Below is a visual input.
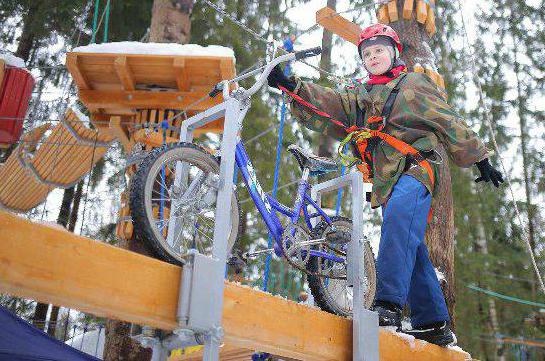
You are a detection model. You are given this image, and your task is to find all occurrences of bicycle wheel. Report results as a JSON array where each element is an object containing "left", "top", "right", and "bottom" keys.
[
  {"left": 307, "top": 216, "right": 376, "bottom": 317},
  {"left": 130, "top": 142, "right": 241, "bottom": 265}
]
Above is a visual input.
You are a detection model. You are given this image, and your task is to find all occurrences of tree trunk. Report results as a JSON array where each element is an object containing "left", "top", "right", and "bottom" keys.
[
  {"left": 149, "top": 0, "right": 194, "bottom": 44},
  {"left": 32, "top": 186, "right": 76, "bottom": 332},
  {"left": 513, "top": 44, "right": 537, "bottom": 299},
  {"left": 14, "top": 5, "right": 38, "bottom": 62},
  {"left": 47, "top": 306, "right": 60, "bottom": 337},
  {"left": 317, "top": 0, "right": 336, "bottom": 160},
  {"left": 32, "top": 303, "right": 49, "bottom": 330},
  {"left": 473, "top": 187, "right": 504, "bottom": 361},
  {"left": 68, "top": 180, "right": 85, "bottom": 232},
  {"left": 105, "top": 2, "right": 195, "bottom": 359},
  {"left": 103, "top": 320, "right": 152, "bottom": 361},
  {"left": 389, "top": 2, "right": 456, "bottom": 326}
]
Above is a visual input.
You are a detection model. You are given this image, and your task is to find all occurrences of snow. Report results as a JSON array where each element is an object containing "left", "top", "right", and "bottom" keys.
[
  {"left": 0, "top": 52, "right": 26, "bottom": 68},
  {"left": 70, "top": 106, "right": 90, "bottom": 123},
  {"left": 73, "top": 42, "right": 235, "bottom": 59},
  {"left": 435, "top": 267, "right": 446, "bottom": 283},
  {"left": 66, "top": 328, "right": 105, "bottom": 359}
]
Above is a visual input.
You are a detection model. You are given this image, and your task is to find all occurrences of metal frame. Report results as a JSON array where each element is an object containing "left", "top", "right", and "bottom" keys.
[
  {"left": 133, "top": 49, "right": 380, "bottom": 360},
  {"left": 311, "top": 172, "right": 379, "bottom": 361}
]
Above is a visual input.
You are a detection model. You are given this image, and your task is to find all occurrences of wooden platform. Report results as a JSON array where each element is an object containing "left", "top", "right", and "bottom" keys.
[
  {"left": 66, "top": 51, "right": 236, "bottom": 135},
  {"left": 0, "top": 210, "right": 472, "bottom": 361},
  {"left": 0, "top": 109, "right": 113, "bottom": 212}
]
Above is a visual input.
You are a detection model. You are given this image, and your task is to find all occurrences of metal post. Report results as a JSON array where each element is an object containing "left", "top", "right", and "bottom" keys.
[
  {"left": 201, "top": 98, "right": 243, "bottom": 360},
  {"left": 310, "top": 172, "right": 379, "bottom": 361}
]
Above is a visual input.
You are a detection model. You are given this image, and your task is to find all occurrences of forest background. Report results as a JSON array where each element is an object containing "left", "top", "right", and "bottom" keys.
[{"left": 1, "top": 0, "right": 545, "bottom": 360}]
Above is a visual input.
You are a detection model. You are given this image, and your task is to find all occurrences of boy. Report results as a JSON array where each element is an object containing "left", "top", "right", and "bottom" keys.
[{"left": 267, "top": 24, "right": 503, "bottom": 346}]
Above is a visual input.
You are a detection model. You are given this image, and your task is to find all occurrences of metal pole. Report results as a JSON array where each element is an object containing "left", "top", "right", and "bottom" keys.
[
  {"left": 201, "top": 99, "right": 246, "bottom": 361},
  {"left": 349, "top": 172, "right": 378, "bottom": 361}
]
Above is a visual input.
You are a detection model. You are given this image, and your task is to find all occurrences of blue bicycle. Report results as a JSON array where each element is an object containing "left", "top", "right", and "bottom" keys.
[{"left": 129, "top": 49, "right": 376, "bottom": 317}]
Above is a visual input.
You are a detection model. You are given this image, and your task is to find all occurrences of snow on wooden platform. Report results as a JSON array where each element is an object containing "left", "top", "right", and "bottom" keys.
[
  {"left": 0, "top": 210, "right": 473, "bottom": 361},
  {"left": 66, "top": 42, "right": 236, "bottom": 135}
]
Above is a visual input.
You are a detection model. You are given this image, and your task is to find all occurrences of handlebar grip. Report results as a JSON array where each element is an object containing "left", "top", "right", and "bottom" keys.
[
  {"left": 294, "top": 46, "right": 322, "bottom": 61},
  {"left": 209, "top": 83, "right": 223, "bottom": 98}
]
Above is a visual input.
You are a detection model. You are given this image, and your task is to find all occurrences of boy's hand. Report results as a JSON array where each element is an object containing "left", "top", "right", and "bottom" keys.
[
  {"left": 475, "top": 158, "right": 504, "bottom": 187},
  {"left": 267, "top": 65, "right": 296, "bottom": 92}
]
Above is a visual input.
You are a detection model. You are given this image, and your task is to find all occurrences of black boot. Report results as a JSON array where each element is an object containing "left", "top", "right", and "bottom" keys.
[
  {"left": 370, "top": 300, "right": 402, "bottom": 330},
  {"left": 403, "top": 321, "right": 457, "bottom": 347}
]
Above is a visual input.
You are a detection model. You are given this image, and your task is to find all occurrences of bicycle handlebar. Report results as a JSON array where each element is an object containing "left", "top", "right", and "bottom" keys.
[
  {"left": 209, "top": 46, "right": 322, "bottom": 99},
  {"left": 294, "top": 46, "right": 322, "bottom": 61}
]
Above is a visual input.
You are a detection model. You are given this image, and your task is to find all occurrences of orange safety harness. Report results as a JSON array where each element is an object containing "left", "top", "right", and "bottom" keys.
[{"left": 278, "top": 82, "right": 435, "bottom": 188}]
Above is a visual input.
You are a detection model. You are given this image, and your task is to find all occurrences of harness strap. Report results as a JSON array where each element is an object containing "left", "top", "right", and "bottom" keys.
[{"left": 278, "top": 80, "right": 435, "bottom": 189}]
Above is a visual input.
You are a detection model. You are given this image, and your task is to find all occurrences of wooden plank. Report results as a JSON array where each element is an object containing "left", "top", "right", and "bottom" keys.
[
  {"left": 403, "top": 0, "right": 414, "bottom": 19},
  {"left": 173, "top": 58, "right": 190, "bottom": 91},
  {"left": 66, "top": 53, "right": 91, "bottom": 90},
  {"left": 132, "top": 129, "right": 179, "bottom": 148},
  {"left": 316, "top": 7, "right": 362, "bottom": 45},
  {"left": 78, "top": 90, "right": 220, "bottom": 111},
  {"left": 416, "top": 0, "right": 427, "bottom": 24},
  {"left": 377, "top": 5, "right": 390, "bottom": 24},
  {"left": 113, "top": 56, "right": 136, "bottom": 91},
  {"left": 110, "top": 116, "right": 133, "bottom": 153},
  {"left": 387, "top": 1, "right": 399, "bottom": 22},
  {"left": 0, "top": 210, "right": 473, "bottom": 361},
  {"left": 425, "top": 0, "right": 436, "bottom": 36},
  {"left": 219, "top": 58, "right": 235, "bottom": 80}
]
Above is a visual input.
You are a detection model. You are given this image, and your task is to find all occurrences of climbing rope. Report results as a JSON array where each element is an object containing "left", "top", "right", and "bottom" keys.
[
  {"left": 263, "top": 64, "right": 291, "bottom": 292},
  {"left": 456, "top": 0, "right": 545, "bottom": 296}
]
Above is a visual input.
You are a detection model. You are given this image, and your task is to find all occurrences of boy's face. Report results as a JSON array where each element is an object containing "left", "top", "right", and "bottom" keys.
[{"left": 361, "top": 44, "right": 393, "bottom": 75}]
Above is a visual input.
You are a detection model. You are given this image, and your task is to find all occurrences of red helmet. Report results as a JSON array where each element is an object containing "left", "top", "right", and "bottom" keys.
[{"left": 357, "top": 23, "right": 402, "bottom": 54}]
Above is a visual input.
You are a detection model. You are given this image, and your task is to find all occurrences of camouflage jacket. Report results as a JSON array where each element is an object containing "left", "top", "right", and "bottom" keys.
[{"left": 289, "top": 72, "right": 490, "bottom": 208}]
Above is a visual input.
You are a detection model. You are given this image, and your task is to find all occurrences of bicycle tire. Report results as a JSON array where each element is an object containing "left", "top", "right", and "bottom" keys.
[
  {"left": 130, "top": 142, "right": 241, "bottom": 265},
  {"left": 307, "top": 216, "right": 376, "bottom": 317}
]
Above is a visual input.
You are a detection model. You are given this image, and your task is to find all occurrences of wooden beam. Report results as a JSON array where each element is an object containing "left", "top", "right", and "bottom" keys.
[
  {"left": 219, "top": 58, "right": 235, "bottom": 80},
  {"left": 78, "top": 90, "right": 219, "bottom": 111},
  {"left": 0, "top": 210, "right": 472, "bottom": 361},
  {"left": 316, "top": 7, "right": 361, "bottom": 45},
  {"left": 109, "top": 116, "right": 133, "bottom": 152},
  {"left": 173, "top": 58, "right": 190, "bottom": 92},
  {"left": 132, "top": 128, "right": 179, "bottom": 148},
  {"left": 114, "top": 56, "right": 136, "bottom": 91},
  {"left": 65, "top": 53, "right": 91, "bottom": 90}
]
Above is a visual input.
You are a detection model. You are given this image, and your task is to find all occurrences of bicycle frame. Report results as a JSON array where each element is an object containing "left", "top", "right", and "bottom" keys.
[{"left": 235, "top": 140, "right": 344, "bottom": 263}]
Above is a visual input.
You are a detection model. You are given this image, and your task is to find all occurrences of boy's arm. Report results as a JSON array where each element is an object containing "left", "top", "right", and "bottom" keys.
[
  {"left": 288, "top": 78, "right": 358, "bottom": 141},
  {"left": 400, "top": 73, "right": 490, "bottom": 168}
]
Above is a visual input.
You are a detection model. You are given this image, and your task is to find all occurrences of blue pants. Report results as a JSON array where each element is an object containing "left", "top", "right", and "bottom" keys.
[{"left": 376, "top": 175, "right": 450, "bottom": 327}]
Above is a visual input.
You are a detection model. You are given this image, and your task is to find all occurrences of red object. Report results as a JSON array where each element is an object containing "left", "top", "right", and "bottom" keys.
[
  {"left": 357, "top": 23, "right": 403, "bottom": 54},
  {"left": 278, "top": 84, "right": 435, "bottom": 190},
  {"left": 0, "top": 66, "right": 35, "bottom": 146},
  {"left": 367, "top": 65, "right": 407, "bottom": 85}
]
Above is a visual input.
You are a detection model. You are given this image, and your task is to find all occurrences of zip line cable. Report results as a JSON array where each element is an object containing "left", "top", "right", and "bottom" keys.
[
  {"left": 467, "top": 284, "right": 545, "bottom": 308},
  {"left": 455, "top": 0, "right": 545, "bottom": 297},
  {"left": 199, "top": 0, "right": 375, "bottom": 83}
]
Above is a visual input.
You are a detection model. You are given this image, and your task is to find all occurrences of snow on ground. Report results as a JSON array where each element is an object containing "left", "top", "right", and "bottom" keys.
[
  {"left": 434, "top": 267, "right": 446, "bottom": 283},
  {"left": 0, "top": 52, "right": 25, "bottom": 67},
  {"left": 73, "top": 42, "right": 235, "bottom": 59},
  {"left": 66, "top": 328, "right": 105, "bottom": 359}
]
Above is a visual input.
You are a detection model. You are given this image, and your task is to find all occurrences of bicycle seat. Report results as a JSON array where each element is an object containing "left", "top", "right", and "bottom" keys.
[{"left": 287, "top": 144, "right": 338, "bottom": 176}]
